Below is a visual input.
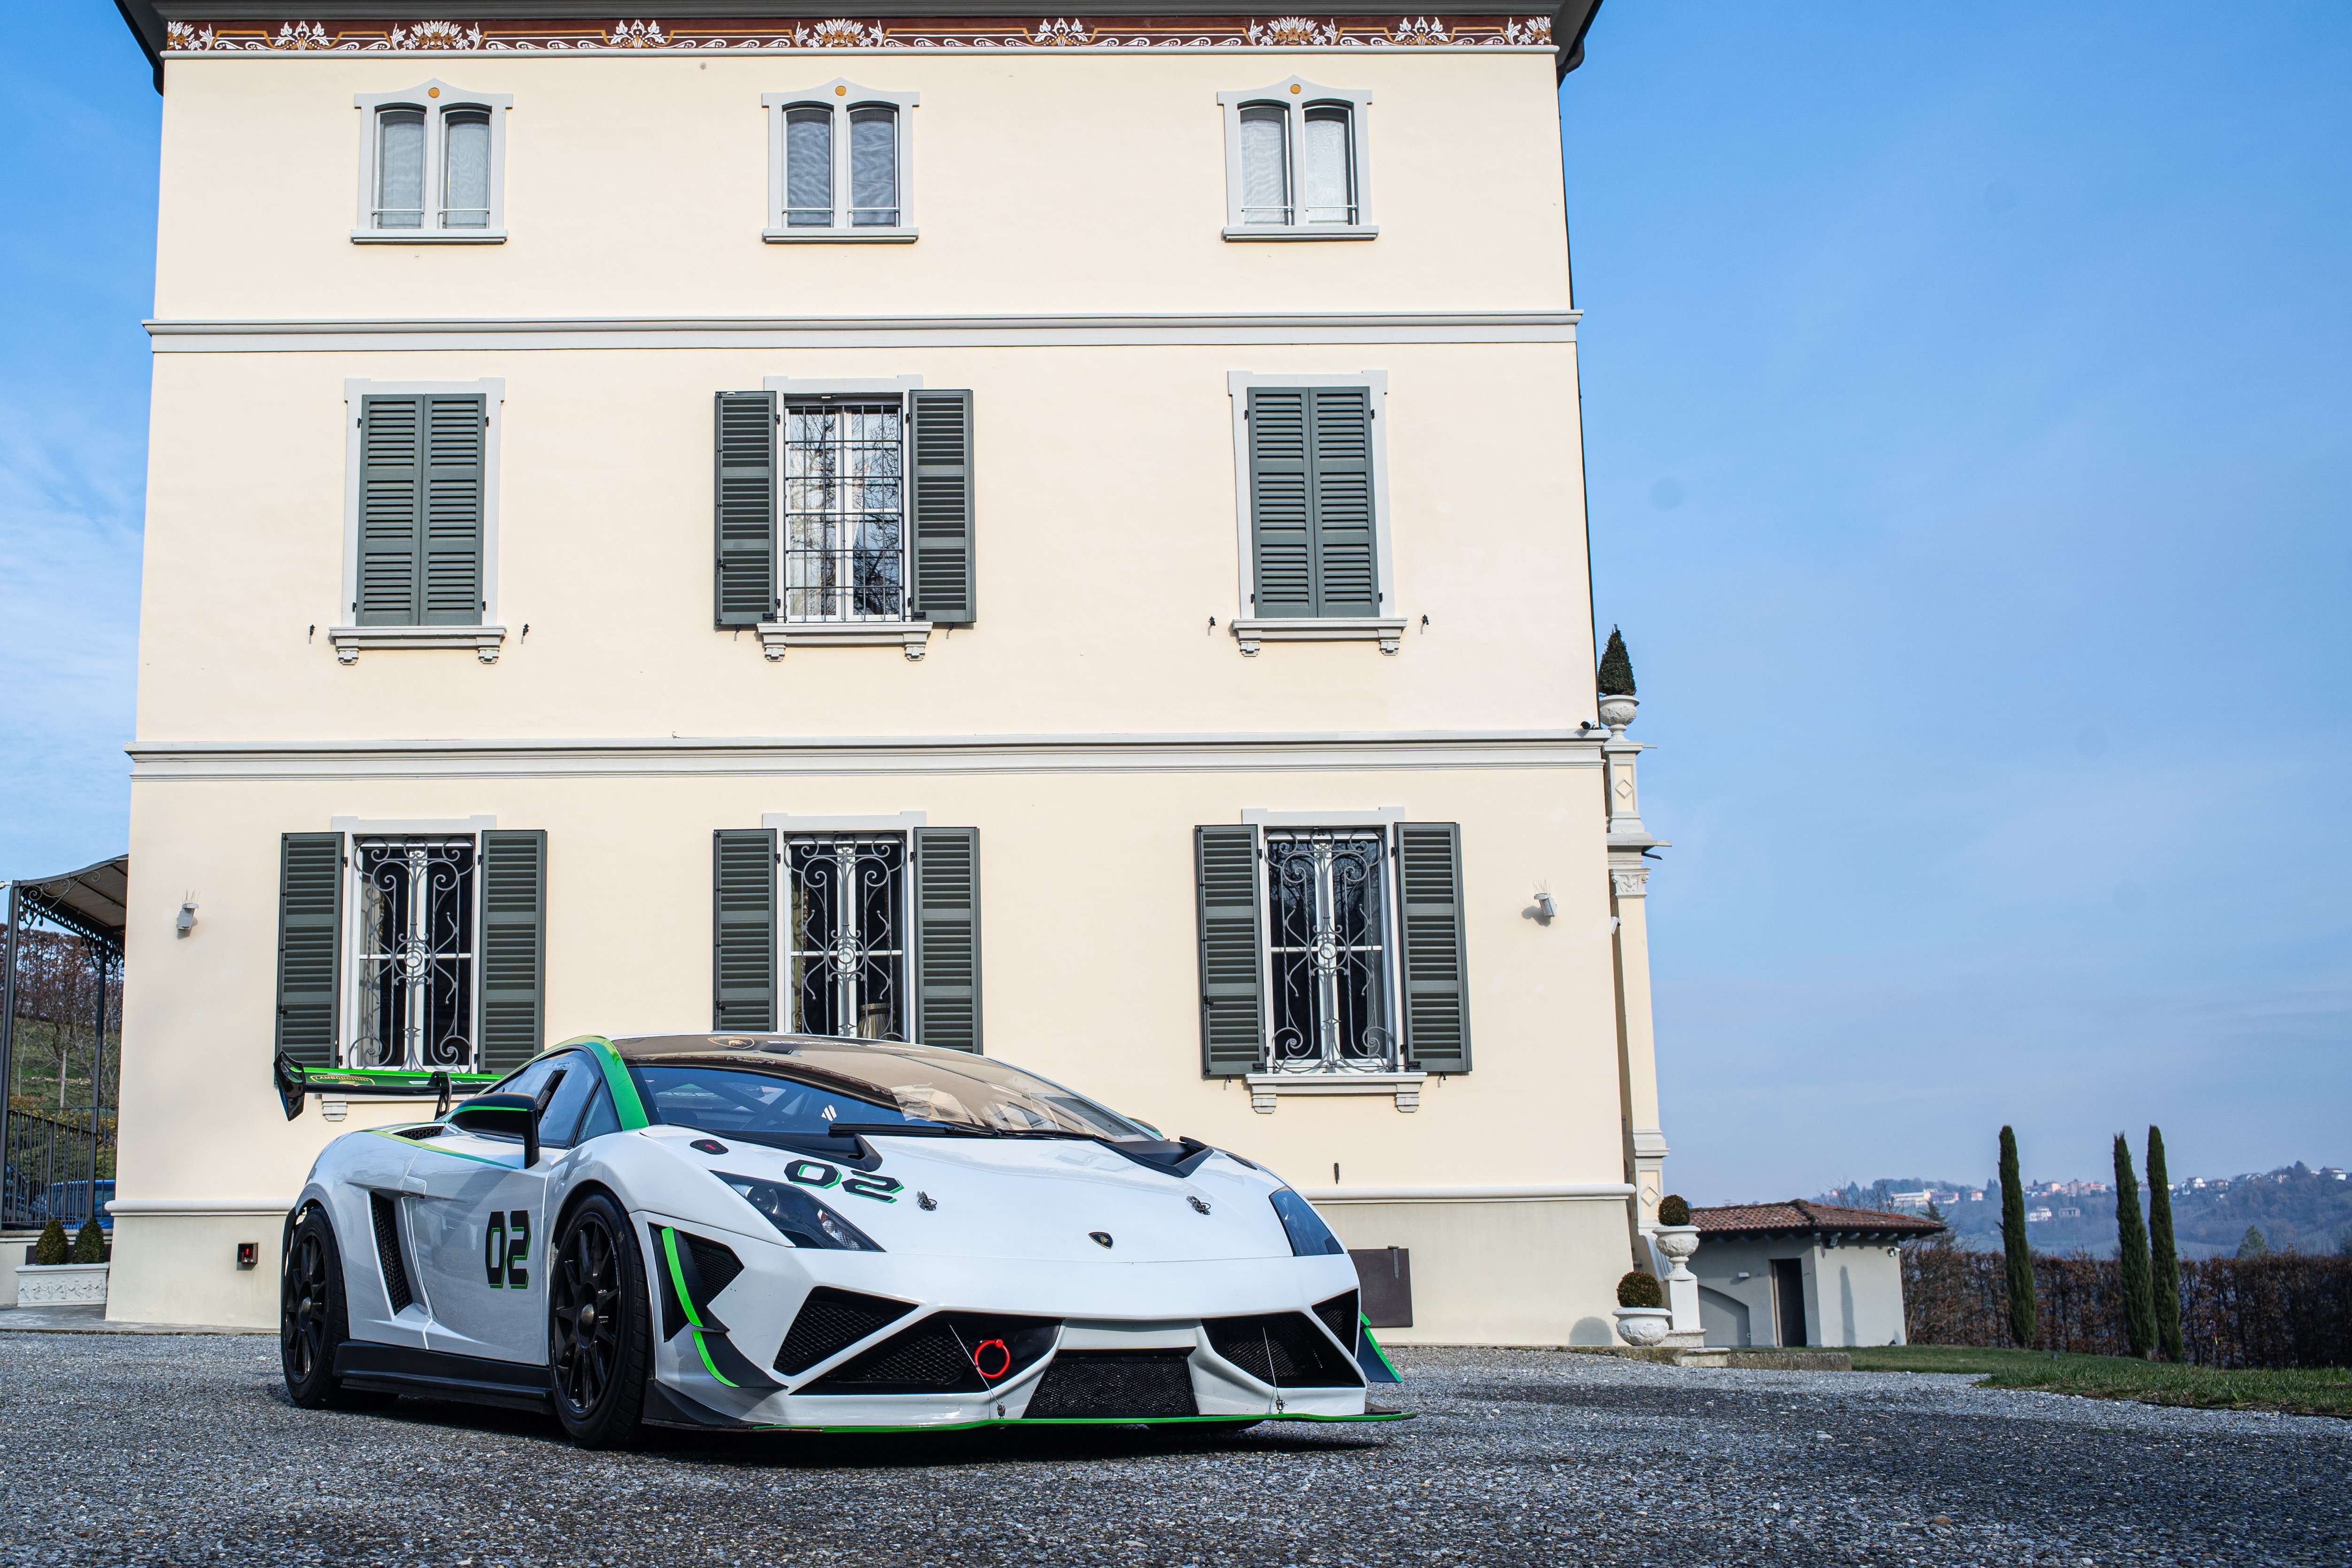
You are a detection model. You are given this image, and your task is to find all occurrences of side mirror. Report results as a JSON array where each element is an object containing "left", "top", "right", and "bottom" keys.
[{"left": 448, "top": 1092, "right": 540, "bottom": 1167}]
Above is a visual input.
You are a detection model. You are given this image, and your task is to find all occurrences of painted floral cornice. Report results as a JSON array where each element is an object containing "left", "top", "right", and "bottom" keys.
[{"left": 161, "top": 14, "right": 1554, "bottom": 54}]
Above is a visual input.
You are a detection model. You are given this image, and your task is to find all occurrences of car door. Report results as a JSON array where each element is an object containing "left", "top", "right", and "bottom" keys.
[{"left": 407, "top": 1054, "right": 580, "bottom": 1363}]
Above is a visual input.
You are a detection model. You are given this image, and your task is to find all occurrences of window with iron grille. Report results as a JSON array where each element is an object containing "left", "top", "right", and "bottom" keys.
[
  {"left": 349, "top": 836, "right": 477, "bottom": 1069},
  {"left": 1262, "top": 829, "right": 1396, "bottom": 1072},
  {"left": 783, "top": 834, "right": 908, "bottom": 1040},
  {"left": 782, "top": 399, "right": 905, "bottom": 623}
]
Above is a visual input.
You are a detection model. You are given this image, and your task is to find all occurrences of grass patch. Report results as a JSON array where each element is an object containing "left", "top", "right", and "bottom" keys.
[{"left": 1848, "top": 1344, "right": 2352, "bottom": 1418}]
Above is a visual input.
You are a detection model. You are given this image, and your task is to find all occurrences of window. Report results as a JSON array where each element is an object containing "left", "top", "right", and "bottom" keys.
[
  {"left": 1218, "top": 79, "right": 1374, "bottom": 240},
  {"left": 1263, "top": 829, "right": 1395, "bottom": 1072},
  {"left": 711, "top": 381, "right": 975, "bottom": 654},
  {"left": 783, "top": 833, "right": 909, "bottom": 1040},
  {"left": 763, "top": 82, "right": 918, "bottom": 241},
  {"left": 351, "top": 835, "right": 478, "bottom": 1070},
  {"left": 335, "top": 378, "right": 506, "bottom": 664},
  {"left": 354, "top": 82, "right": 510, "bottom": 242},
  {"left": 1225, "top": 371, "right": 1402, "bottom": 652}
]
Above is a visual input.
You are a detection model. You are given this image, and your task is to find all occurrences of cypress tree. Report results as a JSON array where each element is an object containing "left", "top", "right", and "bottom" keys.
[
  {"left": 2112, "top": 1133, "right": 2156, "bottom": 1358},
  {"left": 1998, "top": 1126, "right": 2036, "bottom": 1348},
  {"left": 2146, "top": 1125, "right": 2184, "bottom": 1361},
  {"left": 1596, "top": 626, "right": 1636, "bottom": 696}
]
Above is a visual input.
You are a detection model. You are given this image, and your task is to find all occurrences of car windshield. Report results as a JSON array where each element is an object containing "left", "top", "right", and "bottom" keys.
[{"left": 624, "top": 1040, "right": 1157, "bottom": 1143}]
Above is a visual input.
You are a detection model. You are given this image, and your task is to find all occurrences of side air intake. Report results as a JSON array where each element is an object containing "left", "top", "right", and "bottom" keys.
[
  {"left": 774, "top": 1288, "right": 918, "bottom": 1376},
  {"left": 369, "top": 1193, "right": 412, "bottom": 1314},
  {"left": 1312, "top": 1290, "right": 1360, "bottom": 1350},
  {"left": 1205, "top": 1311, "right": 1365, "bottom": 1389}
]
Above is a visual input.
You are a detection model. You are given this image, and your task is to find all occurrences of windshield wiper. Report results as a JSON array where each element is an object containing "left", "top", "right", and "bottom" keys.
[{"left": 827, "top": 1120, "right": 1004, "bottom": 1139}]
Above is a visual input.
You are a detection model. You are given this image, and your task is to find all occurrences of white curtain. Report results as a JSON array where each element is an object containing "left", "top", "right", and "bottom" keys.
[
  {"left": 375, "top": 108, "right": 425, "bottom": 227},
  {"left": 1239, "top": 105, "right": 1289, "bottom": 224},
  {"left": 442, "top": 111, "right": 490, "bottom": 227},
  {"left": 1301, "top": 108, "right": 1354, "bottom": 224},
  {"left": 786, "top": 107, "right": 833, "bottom": 225},
  {"left": 849, "top": 107, "right": 898, "bottom": 226}
]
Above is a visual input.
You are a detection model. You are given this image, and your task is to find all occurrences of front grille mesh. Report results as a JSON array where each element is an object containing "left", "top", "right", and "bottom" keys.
[
  {"left": 1206, "top": 1312, "right": 1364, "bottom": 1388},
  {"left": 1312, "top": 1290, "right": 1360, "bottom": 1349},
  {"left": 774, "top": 1288, "right": 917, "bottom": 1376},
  {"left": 684, "top": 1233, "right": 744, "bottom": 1299},
  {"left": 369, "top": 1193, "right": 411, "bottom": 1313},
  {"left": 1023, "top": 1350, "right": 1199, "bottom": 1419}
]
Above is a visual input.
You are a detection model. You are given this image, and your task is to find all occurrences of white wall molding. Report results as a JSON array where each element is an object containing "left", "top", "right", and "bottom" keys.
[
  {"left": 148, "top": 312, "right": 1577, "bottom": 353},
  {"left": 1298, "top": 1183, "right": 1638, "bottom": 1205},
  {"left": 127, "top": 731, "right": 1605, "bottom": 782},
  {"left": 763, "top": 810, "right": 926, "bottom": 833},
  {"left": 107, "top": 1199, "right": 297, "bottom": 1217}
]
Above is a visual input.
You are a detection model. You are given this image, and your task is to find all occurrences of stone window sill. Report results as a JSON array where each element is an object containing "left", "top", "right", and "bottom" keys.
[
  {"left": 1231, "top": 617, "right": 1406, "bottom": 656},
  {"left": 1246, "top": 1070, "right": 1426, "bottom": 1113},
  {"left": 762, "top": 228, "right": 920, "bottom": 244},
  {"left": 330, "top": 625, "right": 506, "bottom": 664},
  {"left": 1222, "top": 225, "right": 1379, "bottom": 242},
  {"left": 351, "top": 230, "right": 508, "bottom": 245},
  {"left": 756, "top": 619, "right": 931, "bottom": 660}
]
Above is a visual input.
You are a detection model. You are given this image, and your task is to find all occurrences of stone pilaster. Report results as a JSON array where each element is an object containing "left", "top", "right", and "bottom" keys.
[{"left": 1603, "top": 731, "right": 1670, "bottom": 1242}]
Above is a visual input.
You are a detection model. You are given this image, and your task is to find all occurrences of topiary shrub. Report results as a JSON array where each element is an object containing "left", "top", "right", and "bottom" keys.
[
  {"left": 1596, "top": 626, "right": 1637, "bottom": 696},
  {"left": 70, "top": 1219, "right": 107, "bottom": 1265},
  {"left": 1657, "top": 1195, "right": 1691, "bottom": 1227},
  {"left": 33, "top": 1219, "right": 70, "bottom": 1267},
  {"left": 1617, "top": 1270, "right": 1663, "bottom": 1309}
]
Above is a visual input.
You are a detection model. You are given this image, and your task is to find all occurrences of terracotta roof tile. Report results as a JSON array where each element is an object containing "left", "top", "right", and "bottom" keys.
[{"left": 1688, "top": 1199, "right": 1945, "bottom": 1237}]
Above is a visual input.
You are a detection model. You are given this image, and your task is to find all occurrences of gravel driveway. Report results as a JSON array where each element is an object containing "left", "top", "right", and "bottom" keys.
[{"left": 0, "top": 1334, "right": 2344, "bottom": 1566}]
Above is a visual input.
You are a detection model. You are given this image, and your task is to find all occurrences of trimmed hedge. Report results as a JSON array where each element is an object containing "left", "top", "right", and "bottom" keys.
[
  {"left": 1905, "top": 1244, "right": 2352, "bottom": 1369},
  {"left": 1617, "top": 1270, "right": 1663, "bottom": 1309}
]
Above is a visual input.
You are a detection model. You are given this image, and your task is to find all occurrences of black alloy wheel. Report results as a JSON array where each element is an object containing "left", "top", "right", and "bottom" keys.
[
  {"left": 548, "top": 1192, "right": 650, "bottom": 1447},
  {"left": 280, "top": 1205, "right": 389, "bottom": 1410}
]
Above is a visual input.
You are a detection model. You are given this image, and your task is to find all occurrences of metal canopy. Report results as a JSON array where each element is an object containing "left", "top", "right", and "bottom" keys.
[{"left": 10, "top": 854, "right": 129, "bottom": 958}]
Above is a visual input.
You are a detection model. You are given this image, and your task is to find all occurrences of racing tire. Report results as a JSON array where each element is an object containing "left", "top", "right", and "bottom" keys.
[
  {"left": 281, "top": 1205, "right": 393, "bottom": 1411},
  {"left": 548, "top": 1191, "right": 652, "bottom": 1449}
]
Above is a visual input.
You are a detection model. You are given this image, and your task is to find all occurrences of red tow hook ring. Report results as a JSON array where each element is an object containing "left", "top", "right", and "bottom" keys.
[{"left": 973, "top": 1338, "right": 1013, "bottom": 1381}]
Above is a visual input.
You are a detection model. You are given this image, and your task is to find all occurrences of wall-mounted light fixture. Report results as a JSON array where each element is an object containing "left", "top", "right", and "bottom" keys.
[
  {"left": 175, "top": 898, "right": 198, "bottom": 937},
  {"left": 1533, "top": 890, "right": 1556, "bottom": 921}
]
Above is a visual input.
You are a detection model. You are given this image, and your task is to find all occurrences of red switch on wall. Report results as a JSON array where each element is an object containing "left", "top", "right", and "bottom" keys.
[{"left": 235, "top": 1243, "right": 257, "bottom": 1269}]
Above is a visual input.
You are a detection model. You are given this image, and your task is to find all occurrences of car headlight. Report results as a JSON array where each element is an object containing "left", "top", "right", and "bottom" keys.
[
  {"left": 715, "top": 1171, "right": 883, "bottom": 1251},
  {"left": 1269, "top": 1188, "right": 1346, "bottom": 1257}
]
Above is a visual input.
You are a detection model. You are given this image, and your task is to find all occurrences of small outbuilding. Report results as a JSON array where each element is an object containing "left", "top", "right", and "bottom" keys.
[{"left": 1688, "top": 1201, "right": 1943, "bottom": 1348}]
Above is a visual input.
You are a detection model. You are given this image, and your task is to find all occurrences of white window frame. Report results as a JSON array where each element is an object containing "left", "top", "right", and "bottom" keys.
[
  {"left": 333, "top": 378, "right": 507, "bottom": 664},
  {"left": 329, "top": 819, "right": 498, "bottom": 1072},
  {"left": 754, "top": 373, "right": 933, "bottom": 659},
  {"left": 1224, "top": 370, "right": 1404, "bottom": 654},
  {"left": 1216, "top": 78, "right": 1376, "bottom": 241},
  {"left": 762, "top": 81, "right": 920, "bottom": 243},
  {"left": 353, "top": 80, "right": 511, "bottom": 244}
]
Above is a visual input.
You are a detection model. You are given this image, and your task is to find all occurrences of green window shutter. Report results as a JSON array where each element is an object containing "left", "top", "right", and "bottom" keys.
[
  {"left": 911, "top": 827, "right": 982, "bottom": 1053},
  {"left": 478, "top": 830, "right": 547, "bottom": 1074},
  {"left": 1308, "top": 387, "right": 1378, "bottom": 615},
  {"left": 274, "top": 833, "right": 344, "bottom": 1069},
  {"left": 420, "top": 394, "right": 486, "bottom": 626},
  {"left": 714, "top": 391, "right": 777, "bottom": 627},
  {"left": 356, "top": 396, "right": 423, "bottom": 625},
  {"left": 712, "top": 829, "right": 777, "bottom": 1031},
  {"left": 1195, "top": 824, "right": 1265, "bottom": 1077},
  {"left": 1394, "top": 822, "right": 1470, "bottom": 1074},
  {"left": 1246, "top": 388, "right": 1314, "bottom": 618},
  {"left": 908, "top": 388, "right": 975, "bottom": 625}
]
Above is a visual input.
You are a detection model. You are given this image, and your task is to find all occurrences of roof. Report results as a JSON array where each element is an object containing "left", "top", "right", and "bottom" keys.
[
  {"left": 7, "top": 854, "right": 129, "bottom": 956},
  {"left": 1690, "top": 1200, "right": 1945, "bottom": 1239},
  {"left": 116, "top": 1, "right": 1606, "bottom": 93}
]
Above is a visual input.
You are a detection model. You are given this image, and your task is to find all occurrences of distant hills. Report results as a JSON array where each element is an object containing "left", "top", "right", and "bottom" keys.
[{"left": 1813, "top": 1163, "right": 2352, "bottom": 1261}]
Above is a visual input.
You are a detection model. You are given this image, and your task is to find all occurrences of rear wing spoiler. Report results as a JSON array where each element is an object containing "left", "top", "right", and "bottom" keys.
[{"left": 274, "top": 1051, "right": 498, "bottom": 1121}]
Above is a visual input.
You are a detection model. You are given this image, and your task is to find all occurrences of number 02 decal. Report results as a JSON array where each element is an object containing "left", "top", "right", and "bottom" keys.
[{"left": 483, "top": 1209, "right": 532, "bottom": 1289}]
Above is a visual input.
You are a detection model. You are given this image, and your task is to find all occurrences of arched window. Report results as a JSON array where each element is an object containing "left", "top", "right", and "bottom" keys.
[
  {"left": 763, "top": 83, "right": 919, "bottom": 241},
  {"left": 1218, "top": 80, "right": 1375, "bottom": 240},
  {"left": 354, "top": 82, "right": 511, "bottom": 242}
]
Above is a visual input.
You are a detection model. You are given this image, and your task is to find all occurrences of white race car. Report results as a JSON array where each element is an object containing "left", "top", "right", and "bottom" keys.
[{"left": 280, "top": 1033, "right": 1404, "bottom": 1446}]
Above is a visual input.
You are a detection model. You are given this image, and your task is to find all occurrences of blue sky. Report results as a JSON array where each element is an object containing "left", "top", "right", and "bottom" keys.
[{"left": 3, "top": 5, "right": 2346, "bottom": 1198}]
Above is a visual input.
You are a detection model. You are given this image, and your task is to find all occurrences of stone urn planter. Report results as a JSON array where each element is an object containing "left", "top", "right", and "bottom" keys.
[
  {"left": 1653, "top": 1224, "right": 1700, "bottom": 1270},
  {"left": 1612, "top": 1306, "right": 1671, "bottom": 1348},
  {"left": 16, "top": 1262, "right": 109, "bottom": 1307},
  {"left": 1598, "top": 692, "right": 1639, "bottom": 734}
]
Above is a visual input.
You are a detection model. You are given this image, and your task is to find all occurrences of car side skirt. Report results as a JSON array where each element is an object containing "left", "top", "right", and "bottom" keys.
[{"left": 333, "top": 1341, "right": 553, "bottom": 1414}]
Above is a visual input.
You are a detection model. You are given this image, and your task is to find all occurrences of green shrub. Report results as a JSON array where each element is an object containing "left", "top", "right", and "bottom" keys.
[
  {"left": 1617, "top": 1270, "right": 1663, "bottom": 1309},
  {"left": 1657, "top": 1195, "right": 1691, "bottom": 1227},
  {"left": 32, "top": 1219, "right": 70, "bottom": 1267},
  {"left": 1596, "top": 626, "right": 1637, "bottom": 696},
  {"left": 70, "top": 1219, "right": 107, "bottom": 1265}
]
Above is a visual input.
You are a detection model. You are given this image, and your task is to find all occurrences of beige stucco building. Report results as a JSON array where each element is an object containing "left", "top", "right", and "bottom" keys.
[{"left": 104, "top": 0, "right": 1669, "bottom": 1344}]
